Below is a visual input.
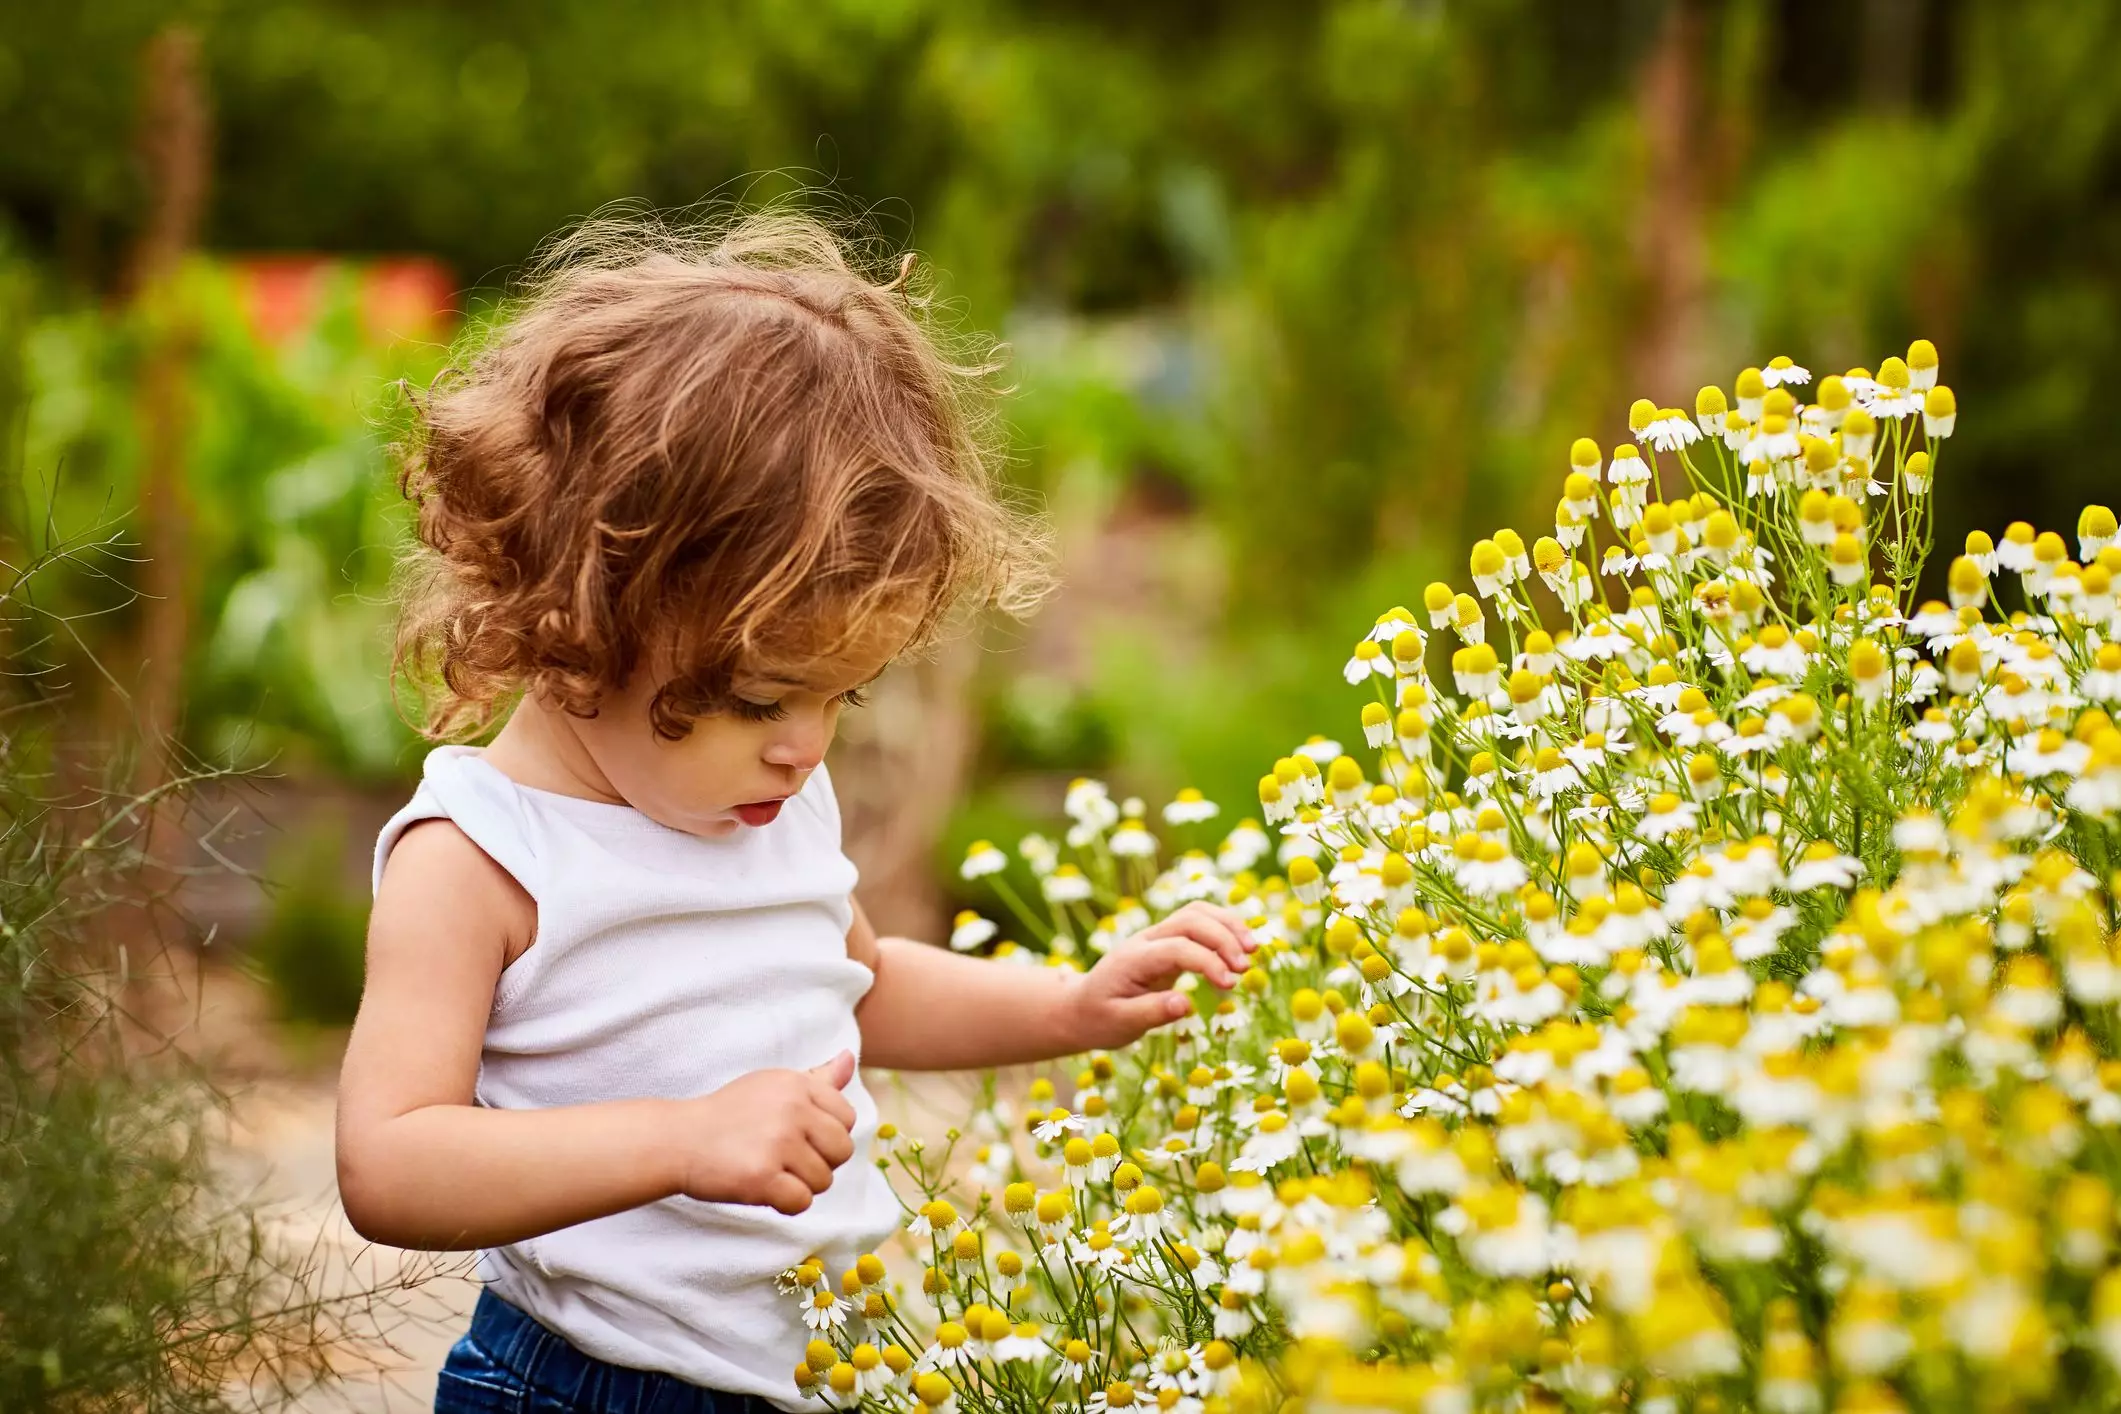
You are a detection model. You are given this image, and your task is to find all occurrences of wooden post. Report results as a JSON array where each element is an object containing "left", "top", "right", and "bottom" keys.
[
  {"left": 129, "top": 26, "right": 209, "bottom": 800},
  {"left": 104, "top": 27, "right": 210, "bottom": 1007},
  {"left": 1632, "top": 0, "right": 1708, "bottom": 405}
]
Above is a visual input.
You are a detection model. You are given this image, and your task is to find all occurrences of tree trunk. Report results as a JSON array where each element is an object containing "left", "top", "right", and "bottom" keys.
[
  {"left": 109, "top": 27, "right": 210, "bottom": 1021},
  {"left": 1631, "top": 0, "right": 1709, "bottom": 407},
  {"left": 129, "top": 26, "right": 209, "bottom": 800}
]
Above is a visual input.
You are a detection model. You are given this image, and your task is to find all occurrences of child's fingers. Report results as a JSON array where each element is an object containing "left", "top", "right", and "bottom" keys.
[
  {"left": 1144, "top": 911, "right": 1249, "bottom": 978},
  {"left": 1115, "top": 990, "right": 1193, "bottom": 1035},
  {"left": 1183, "top": 902, "right": 1255, "bottom": 967},
  {"left": 808, "top": 1049, "right": 857, "bottom": 1090},
  {"left": 765, "top": 1173, "right": 818, "bottom": 1215},
  {"left": 804, "top": 1110, "right": 856, "bottom": 1169},
  {"left": 782, "top": 1140, "right": 836, "bottom": 1195},
  {"left": 1128, "top": 934, "right": 1237, "bottom": 990},
  {"left": 1212, "top": 903, "right": 1262, "bottom": 950},
  {"left": 806, "top": 1079, "right": 858, "bottom": 1130}
]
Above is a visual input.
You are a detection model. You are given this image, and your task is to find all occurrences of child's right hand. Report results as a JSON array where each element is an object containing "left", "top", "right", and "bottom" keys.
[{"left": 669, "top": 1051, "right": 860, "bottom": 1215}]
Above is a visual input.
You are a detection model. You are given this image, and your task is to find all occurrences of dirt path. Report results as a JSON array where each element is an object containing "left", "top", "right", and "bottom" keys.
[{"left": 222, "top": 1077, "right": 477, "bottom": 1412}]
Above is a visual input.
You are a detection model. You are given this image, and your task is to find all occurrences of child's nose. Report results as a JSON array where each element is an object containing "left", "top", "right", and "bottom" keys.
[{"left": 762, "top": 715, "right": 828, "bottom": 772}]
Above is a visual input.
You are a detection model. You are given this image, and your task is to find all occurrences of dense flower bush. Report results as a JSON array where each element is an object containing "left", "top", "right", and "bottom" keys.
[{"left": 786, "top": 344, "right": 2121, "bottom": 1413}]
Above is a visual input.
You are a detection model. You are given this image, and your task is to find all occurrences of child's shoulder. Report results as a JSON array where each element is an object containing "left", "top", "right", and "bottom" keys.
[
  {"left": 370, "top": 814, "right": 537, "bottom": 964},
  {"left": 371, "top": 748, "right": 572, "bottom": 966},
  {"left": 371, "top": 747, "right": 541, "bottom": 965},
  {"left": 371, "top": 747, "right": 535, "bottom": 897},
  {"left": 378, "top": 813, "right": 529, "bottom": 904}
]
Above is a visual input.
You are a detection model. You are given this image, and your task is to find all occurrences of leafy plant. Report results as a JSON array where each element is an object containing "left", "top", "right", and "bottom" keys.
[{"left": 0, "top": 514, "right": 402, "bottom": 1409}]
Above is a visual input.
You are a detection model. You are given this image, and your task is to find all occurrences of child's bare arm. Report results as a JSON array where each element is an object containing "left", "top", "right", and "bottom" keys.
[
  {"left": 849, "top": 899, "right": 1255, "bottom": 1071},
  {"left": 336, "top": 820, "right": 858, "bottom": 1251}
]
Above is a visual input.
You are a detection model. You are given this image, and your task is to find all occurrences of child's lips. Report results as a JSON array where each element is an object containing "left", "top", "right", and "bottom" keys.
[{"left": 734, "top": 798, "right": 786, "bottom": 827}]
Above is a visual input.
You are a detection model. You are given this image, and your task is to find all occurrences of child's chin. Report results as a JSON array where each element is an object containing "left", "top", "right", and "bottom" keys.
[{"left": 654, "top": 811, "right": 741, "bottom": 839}]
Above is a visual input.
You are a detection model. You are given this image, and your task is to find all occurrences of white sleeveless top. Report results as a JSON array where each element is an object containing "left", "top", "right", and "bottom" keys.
[{"left": 371, "top": 746, "right": 900, "bottom": 1408}]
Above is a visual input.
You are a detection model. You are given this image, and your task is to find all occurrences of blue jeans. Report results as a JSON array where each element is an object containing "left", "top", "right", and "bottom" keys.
[{"left": 435, "top": 1288, "right": 776, "bottom": 1414}]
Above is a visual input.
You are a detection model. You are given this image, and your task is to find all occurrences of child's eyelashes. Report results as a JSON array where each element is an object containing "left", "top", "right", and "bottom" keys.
[{"left": 730, "top": 687, "right": 870, "bottom": 722}]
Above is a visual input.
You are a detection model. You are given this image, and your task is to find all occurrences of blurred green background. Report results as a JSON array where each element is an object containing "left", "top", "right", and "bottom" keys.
[{"left": 4, "top": 0, "right": 2118, "bottom": 1018}]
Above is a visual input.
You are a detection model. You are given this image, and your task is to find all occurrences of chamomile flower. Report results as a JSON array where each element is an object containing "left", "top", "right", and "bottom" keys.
[
  {"left": 1863, "top": 357, "right": 1922, "bottom": 418},
  {"left": 1217, "top": 819, "right": 1271, "bottom": 871},
  {"left": 1064, "top": 778, "right": 1120, "bottom": 831},
  {"left": 1452, "top": 592, "right": 1488, "bottom": 643},
  {"left": 1058, "top": 1340, "right": 1099, "bottom": 1383},
  {"left": 803, "top": 1288, "right": 850, "bottom": 1332},
  {"left": 1903, "top": 450, "right": 1933, "bottom": 496},
  {"left": 1034, "top": 1107, "right": 1085, "bottom": 1144},
  {"left": 1084, "top": 1381, "right": 1139, "bottom": 1414},
  {"left": 1608, "top": 444, "right": 1651, "bottom": 491},
  {"left": 908, "top": 1199, "right": 961, "bottom": 1240},
  {"left": 1740, "top": 624, "right": 1809, "bottom": 678},
  {"left": 1643, "top": 407, "right": 1701, "bottom": 452},
  {"left": 994, "top": 1322, "right": 1048, "bottom": 1364},
  {"left": 1109, "top": 820, "right": 1158, "bottom": 859},
  {"left": 2082, "top": 505, "right": 2119, "bottom": 561},
  {"left": 1343, "top": 637, "right": 1390, "bottom": 683},
  {"left": 1161, "top": 788, "right": 1220, "bottom": 825},
  {"left": 1458, "top": 837, "right": 1529, "bottom": 896},
  {"left": 1761, "top": 355, "right": 1810, "bottom": 388},
  {"left": 1294, "top": 735, "right": 1343, "bottom": 765},
  {"left": 1751, "top": 413, "right": 1801, "bottom": 463},
  {"left": 1034, "top": 1188, "right": 1073, "bottom": 1240},
  {"left": 949, "top": 910, "right": 998, "bottom": 952},
  {"left": 917, "top": 1322, "right": 975, "bottom": 1371},
  {"left": 1695, "top": 384, "right": 1729, "bottom": 435}
]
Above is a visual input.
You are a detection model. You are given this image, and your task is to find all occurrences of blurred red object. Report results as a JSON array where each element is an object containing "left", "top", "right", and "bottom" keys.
[
  {"left": 230, "top": 255, "right": 329, "bottom": 345},
  {"left": 360, "top": 257, "right": 457, "bottom": 345},
  {"left": 227, "top": 254, "right": 456, "bottom": 347}
]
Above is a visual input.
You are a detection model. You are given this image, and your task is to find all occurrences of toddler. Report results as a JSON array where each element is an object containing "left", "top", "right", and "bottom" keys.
[{"left": 335, "top": 211, "right": 1256, "bottom": 1414}]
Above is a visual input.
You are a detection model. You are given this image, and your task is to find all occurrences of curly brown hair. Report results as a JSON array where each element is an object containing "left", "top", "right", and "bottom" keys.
[{"left": 393, "top": 207, "right": 1050, "bottom": 740}]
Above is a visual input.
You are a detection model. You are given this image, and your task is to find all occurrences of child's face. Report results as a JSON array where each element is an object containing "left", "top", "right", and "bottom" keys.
[{"left": 570, "top": 630, "right": 902, "bottom": 839}]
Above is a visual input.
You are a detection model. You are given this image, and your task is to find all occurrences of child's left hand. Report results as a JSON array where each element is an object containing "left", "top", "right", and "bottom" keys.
[{"left": 1065, "top": 901, "right": 1258, "bottom": 1051}]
